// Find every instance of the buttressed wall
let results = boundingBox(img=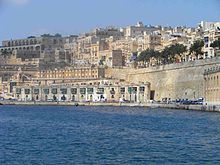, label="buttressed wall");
[106,57,220,101]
